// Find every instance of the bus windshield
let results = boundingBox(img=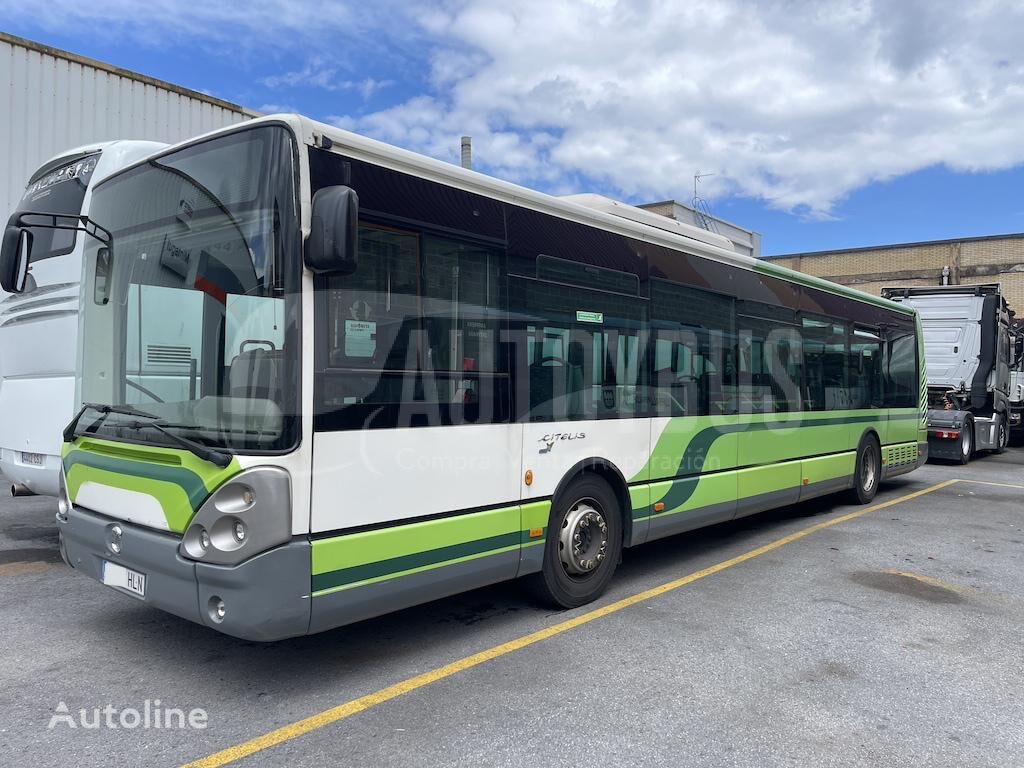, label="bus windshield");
[15,152,100,264]
[78,125,301,454]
